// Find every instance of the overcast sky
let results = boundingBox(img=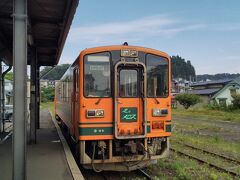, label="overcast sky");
[60,0,240,75]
